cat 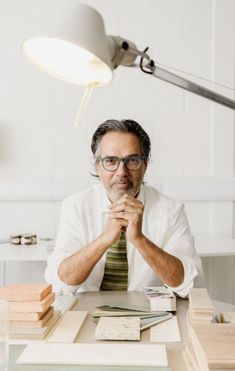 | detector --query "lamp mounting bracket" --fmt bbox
[108,36,150,68]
